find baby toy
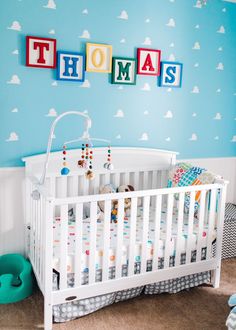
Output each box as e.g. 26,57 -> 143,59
104,145 -> 114,170
117,184 -> 134,214
61,144 -> 70,175
78,144 -> 87,169
98,184 -> 116,212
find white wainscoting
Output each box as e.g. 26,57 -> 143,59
0,157 -> 235,255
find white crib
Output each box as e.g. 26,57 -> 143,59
22,147 -> 228,330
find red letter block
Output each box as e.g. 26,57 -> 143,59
26,36 -> 56,68
137,48 -> 161,76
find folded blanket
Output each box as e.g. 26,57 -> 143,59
167,162 -> 216,212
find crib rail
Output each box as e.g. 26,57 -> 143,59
43,167 -> 169,198
40,181 -> 227,306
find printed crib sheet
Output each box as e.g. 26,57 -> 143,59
52,205 -> 216,273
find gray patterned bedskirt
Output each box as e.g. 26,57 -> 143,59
53,248 -> 211,323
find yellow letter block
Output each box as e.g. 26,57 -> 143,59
86,43 -> 112,73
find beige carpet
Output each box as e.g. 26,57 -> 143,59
0,258 -> 235,330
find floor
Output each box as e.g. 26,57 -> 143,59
0,258 -> 235,330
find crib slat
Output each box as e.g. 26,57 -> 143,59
78,174 -> 85,196
94,175 -> 100,194
134,171 -> 139,190
164,193 -> 174,269
152,194 -> 162,271
175,192 -> 185,267
72,176 -> 79,196
89,201 -> 98,284
206,189 -> 217,260
116,198 -> 124,279
83,177 -> 89,196
74,203 -> 83,287
50,177 -> 56,197
113,173 -> 120,189
61,176 -> 67,198
151,171 -> 158,206
141,196 -> 150,273
186,191 -> 195,264
102,200 -> 111,281
123,172 -> 129,184
104,173 -> 110,185
152,171 -> 158,189
128,197 -> 138,276
60,204 -> 68,290
196,190 -> 206,262
143,171 -> 148,190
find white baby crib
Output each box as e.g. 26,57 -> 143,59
23,147 -> 228,330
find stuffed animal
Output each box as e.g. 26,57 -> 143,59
117,185 -> 134,215
98,184 -> 116,213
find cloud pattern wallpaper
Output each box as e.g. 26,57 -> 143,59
0,0 -> 235,166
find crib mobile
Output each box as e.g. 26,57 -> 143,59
59,113 -> 113,180
31,111 -> 113,201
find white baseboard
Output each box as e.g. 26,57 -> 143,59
0,157 -> 235,254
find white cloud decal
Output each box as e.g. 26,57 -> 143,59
141,83 -> 151,91
194,1 -> 202,9
191,86 -> 199,94
217,26 -> 225,34
213,113 -> 222,120
43,0 -> 56,9
142,37 -> 152,46
216,62 -> 224,70
80,79 -> 91,88
46,108 -> 57,117
79,30 -> 90,39
192,41 -> 200,50
166,18 -> 175,27
189,133 -> 198,141
7,21 -> 22,31
7,75 -> 21,84
12,49 -> 19,55
114,109 -> 124,118
164,111 -> 173,119
139,133 -> 149,141
118,10 -> 128,20
231,136 -> 236,143
6,132 -> 19,142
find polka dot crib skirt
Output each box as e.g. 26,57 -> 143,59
52,249 -> 211,323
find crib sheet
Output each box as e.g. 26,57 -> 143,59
52,206 -> 216,273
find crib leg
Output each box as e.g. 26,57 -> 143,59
44,298 -> 53,330
211,263 -> 221,288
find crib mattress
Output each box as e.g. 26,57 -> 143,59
52,206 -> 215,273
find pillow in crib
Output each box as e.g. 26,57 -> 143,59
167,163 -> 216,211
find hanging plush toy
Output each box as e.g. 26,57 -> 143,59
61,145 -> 70,175
104,145 -> 114,170
78,144 -> 87,169
85,144 -> 95,180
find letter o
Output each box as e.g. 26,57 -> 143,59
91,48 -> 105,68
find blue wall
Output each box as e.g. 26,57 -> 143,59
0,0 -> 235,167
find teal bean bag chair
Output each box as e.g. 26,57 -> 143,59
0,254 -> 33,304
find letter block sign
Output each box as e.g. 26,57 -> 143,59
26,36 -> 56,68
57,51 -> 85,81
159,61 -> 183,88
137,48 -> 161,76
112,57 -> 137,85
86,43 -> 112,73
